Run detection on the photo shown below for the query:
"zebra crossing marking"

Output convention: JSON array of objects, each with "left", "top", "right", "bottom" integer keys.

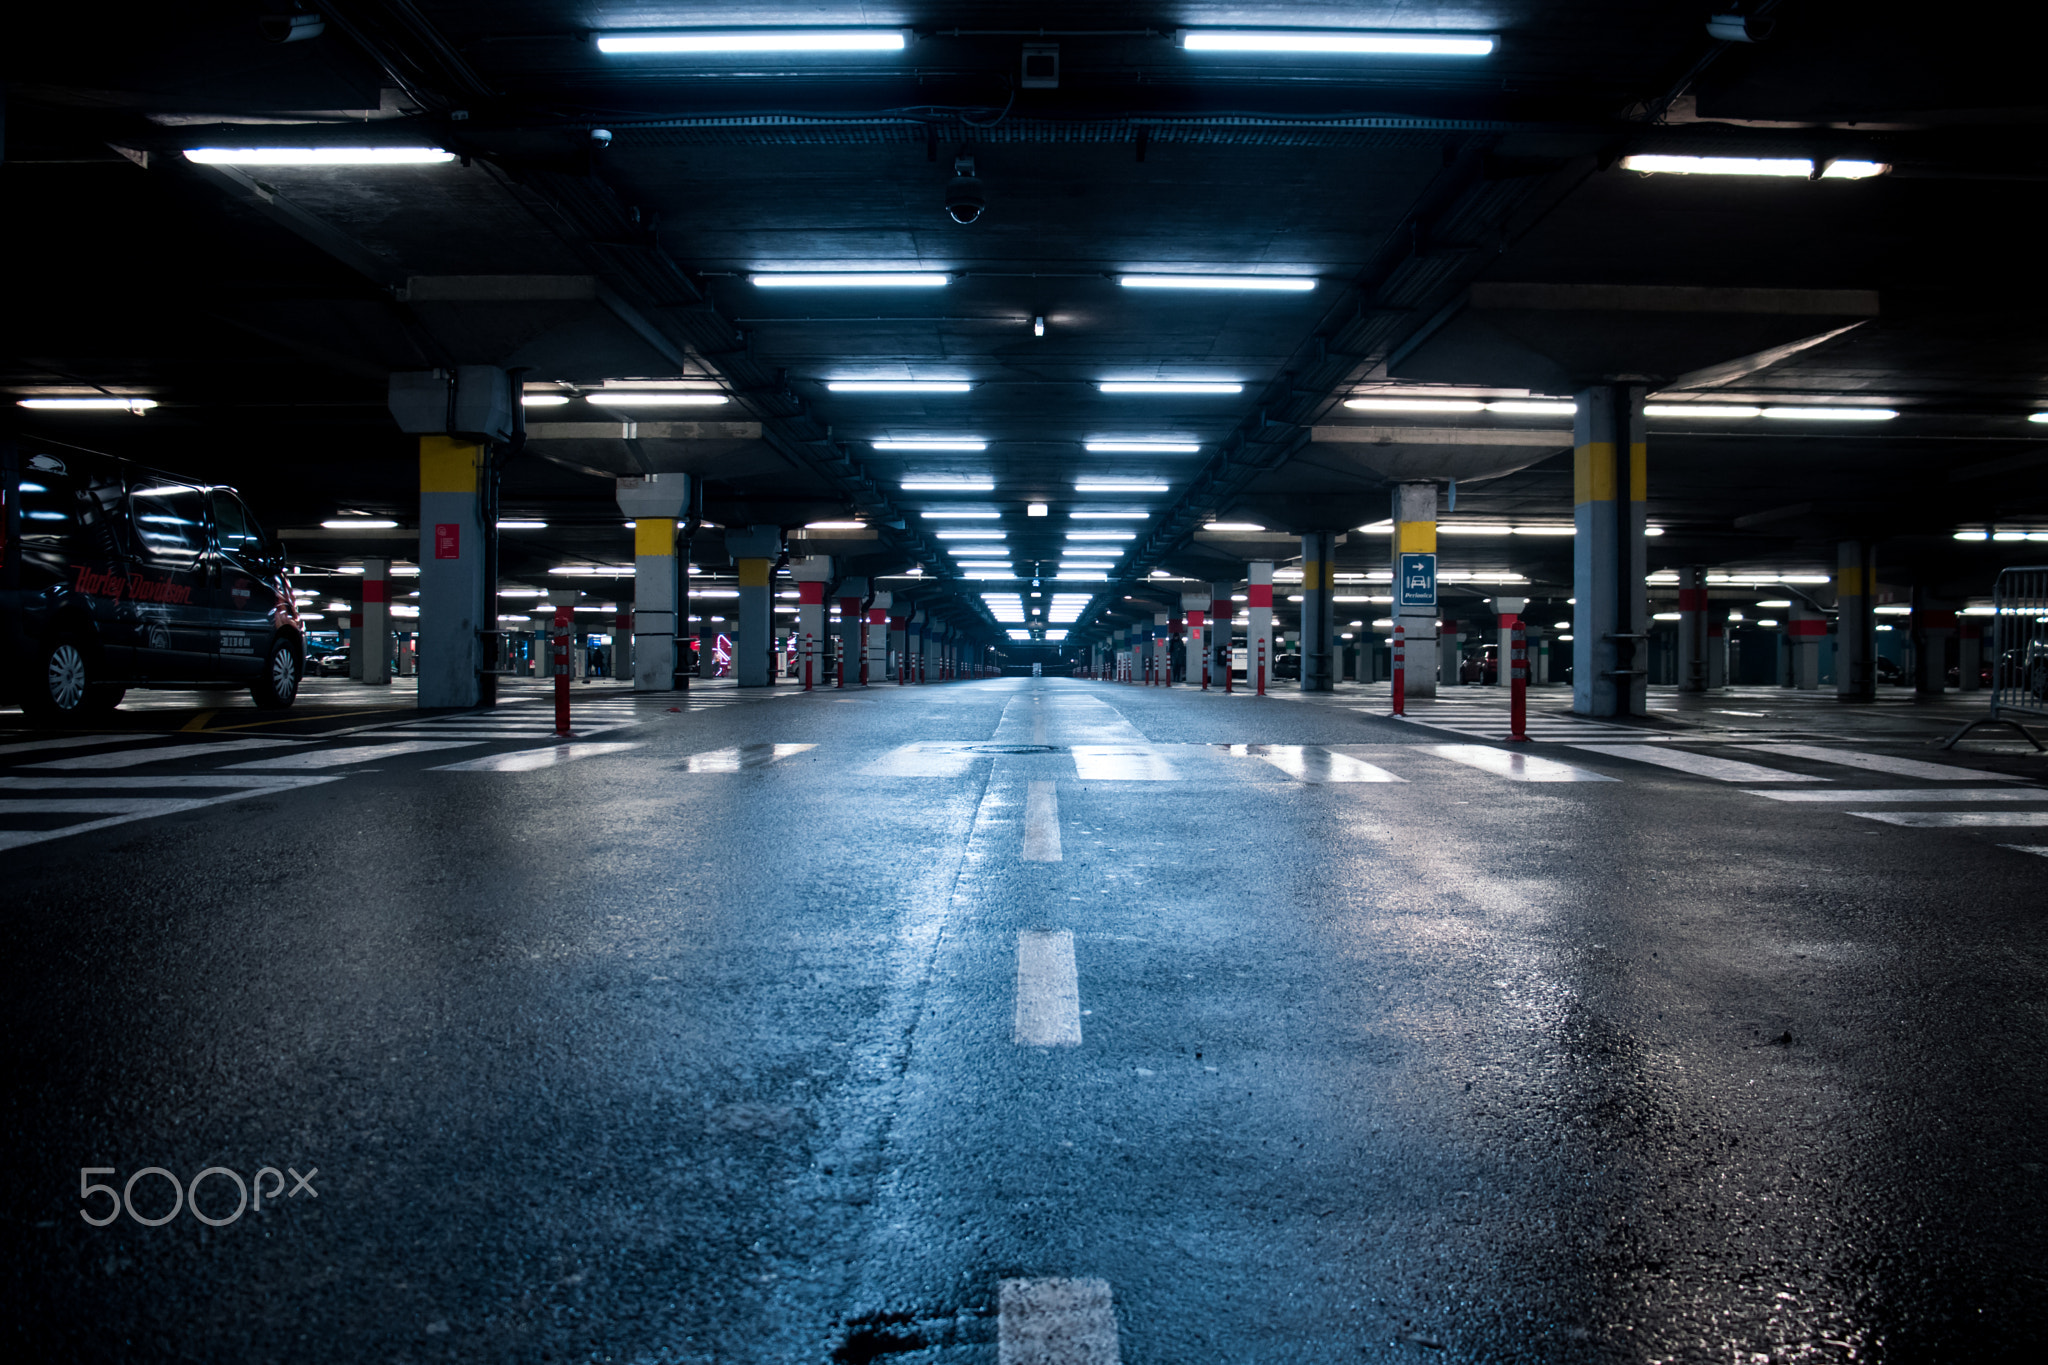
[
  {"left": 1569, "top": 744, "right": 1823, "bottom": 783},
  {"left": 0, "top": 773, "right": 342, "bottom": 852}
]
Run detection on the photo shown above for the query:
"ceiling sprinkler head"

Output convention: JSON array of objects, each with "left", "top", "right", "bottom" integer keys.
[{"left": 946, "top": 154, "right": 986, "bottom": 225}]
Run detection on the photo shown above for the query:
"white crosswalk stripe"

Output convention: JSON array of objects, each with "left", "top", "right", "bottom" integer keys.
[{"left": 0, "top": 773, "right": 342, "bottom": 851}]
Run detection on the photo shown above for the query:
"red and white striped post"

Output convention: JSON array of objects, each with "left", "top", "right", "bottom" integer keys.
[
  {"left": 1255, "top": 636, "right": 1266, "bottom": 696},
  {"left": 802, "top": 630, "right": 814, "bottom": 690},
  {"left": 552, "top": 605, "right": 572, "bottom": 736},
  {"left": 1508, "top": 621, "right": 1529, "bottom": 742},
  {"left": 1391, "top": 624, "right": 1406, "bottom": 717}
]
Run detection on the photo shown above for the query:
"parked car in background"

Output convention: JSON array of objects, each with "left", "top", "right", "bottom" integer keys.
[
  {"left": 3, "top": 443, "right": 302, "bottom": 718},
  {"left": 1273, "top": 653, "right": 1301, "bottom": 680},
  {"left": 1875, "top": 656, "right": 1905, "bottom": 685}
]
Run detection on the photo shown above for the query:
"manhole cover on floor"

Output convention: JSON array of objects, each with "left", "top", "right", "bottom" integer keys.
[{"left": 966, "top": 743, "right": 1064, "bottom": 755}]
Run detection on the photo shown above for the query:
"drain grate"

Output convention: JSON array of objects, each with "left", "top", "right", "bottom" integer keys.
[{"left": 965, "top": 743, "right": 1064, "bottom": 755}]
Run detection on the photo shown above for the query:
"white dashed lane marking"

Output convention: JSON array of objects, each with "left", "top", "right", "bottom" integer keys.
[
  {"left": 1746, "top": 788, "right": 2048, "bottom": 803},
  {"left": 1427, "top": 744, "right": 1617, "bottom": 782},
  {"left": 1070, "top": 745, "right": 1178, "bottom": 781},
  {"left": 24, "top": 738, "right": 300, "bottom": 770},
  {"left": 1570, "top": 744, "right": 1824, "bottom": 783},
  {"left": 1850, "top": 810, "right": 2048, "bottom": 828},
  {"left": 431, "top": 743, "right": 642, "bottom": 772},
  {"left": 1732, "top": 742, "right": 2018, "bottom": 781},
  {"left": 998, "top": 1277, "right": 1121, "bottom": 1365},
  {"left": 1023, "top": 781, "right": 1063, "bottom": 861},
  {"left": 1014, "top": 930, "right": 1082, "bottom": 1047}
]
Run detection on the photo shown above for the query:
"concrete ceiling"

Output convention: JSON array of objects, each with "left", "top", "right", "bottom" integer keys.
[{"left": 5, "top": 0, "right": 2046, "bottom": 647}]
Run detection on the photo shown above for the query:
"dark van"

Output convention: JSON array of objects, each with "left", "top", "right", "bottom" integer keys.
[{"left": 3, "top": 442, "right": 303, "bottom": 718}]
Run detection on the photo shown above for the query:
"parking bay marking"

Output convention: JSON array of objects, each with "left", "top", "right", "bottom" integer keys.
[
  {"left": 0, "top": 775, "right": 342, "bottom": 852},
  {"left": 1733, "top": 742, "right": 2020, "bottom": 782},
  {"left": 224, "top": 740, "right": 481, "bottom": 769},
  {"left": 24, "top": 737, "right": 301, "bottom": 770},
  {"left": 1569, "top": 744, "right": 1823, "bottom": 783},
  {"left": 998, "top": 1277, "right": 1120, "bottom": 1365},
  {"left": 1023, "top": 780, "right": 1063, "bottom": 861},
  {"left": 1014, "top": 930, "right": 1082, "bottom": 1047}
]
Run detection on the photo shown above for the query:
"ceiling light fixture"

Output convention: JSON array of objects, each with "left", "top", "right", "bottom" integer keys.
[
  {"left": 321, "top": 518, "right": 398, "bottom": 529},
  {"left": 751, "top": 271, "right": 944, "bottom": 287},
  {"left": 184, "top": 147, "right": 456, "bottom": 165},
  {"left": 1074, "top": 481, "right": 1168, "bottom": 493},
  {"left": 1180, "top": 29, "right": 1497, "bottom": 57},
  {"left": 1067, "top": 531, "right": 1138, "bottom": 541},
  {"left": 829, "top": 380, "right": 973, "bottom": 393},
  {"left": 1483, "top": 400, "right": 1577, "bottom": 416},
  {"left": 903, "top": 479, "right": 995, "bottom": 491},
  {"left": 936, "top": 530, "right": 1006, "bottom": 540},
  {"left": 1760, "top": 406, "right": 1897, "bottom": 421},
  {"left": 2028, "top": 413, "right": 2048, "bottom": 425},
  {"left": 804, "top": 521, "right": 866, "bottom": 529},
  {"left": 921, "top": 511, "right": 1000, "bottom": 519},
  {"left": 1644, "top": 404, "right": 1764, "bottom": 418},
  {"left": 521, "top": 394, "right": 571, "bottom": 407},
  {"left": 586, "top": 392, "right": 729, "bottom": 407},
  {"left": 16, "top": 396, "right": 157, "bottom": 412},
  {"left": 597, "top": 30, "right": 908, "bottom": 54},
  {"left": 498, "top": 520, "right": 547, "bottom": 530},
  {"left": 1204, "top": 522, "right": 1266, "bottom": 532},
  {"left": 1084, "top": 440, "right": 1201, "bottom": 453},
  {"left": 873, "top": 439, "right": 987, "bottom": 451},
  {"left": 1118, "top": 274, "right": 1315, "bottom": 292},
  {"left": 1069, "top": 511, "right": 1149, "bottom": 519},
  {"left": 1097, "top": 380, "right": 1242, "bottom": 395},
  {"left": 1345, "top": 397, "right": 1483, "bottom": 413},
  {"left": 1620, "top": 155, "right": 1887, "bottom": 179}
]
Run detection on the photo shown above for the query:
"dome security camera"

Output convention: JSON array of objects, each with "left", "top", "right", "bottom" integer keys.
[
  {"left": 590, "top": 128, "right": 613, "bottom": 149},
  {"left": 946, "top": 154, "right": 985, "bottom": 225}
]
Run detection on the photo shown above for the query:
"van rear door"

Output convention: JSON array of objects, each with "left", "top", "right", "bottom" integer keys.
[{"left": 206, "top": 489, "right": 277, "bottom": 678}]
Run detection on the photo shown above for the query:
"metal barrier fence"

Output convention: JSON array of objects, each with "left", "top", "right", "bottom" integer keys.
[{"left": 1944, "top": 565, "right": 2048, "bottom": 750}]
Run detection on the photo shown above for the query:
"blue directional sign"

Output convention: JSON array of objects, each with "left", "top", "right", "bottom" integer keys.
[{"left": 1397, "top": 552, "right": 1437, "bottom": 608}]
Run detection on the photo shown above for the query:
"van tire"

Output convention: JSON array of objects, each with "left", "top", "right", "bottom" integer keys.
[
  {"left": 22, "top": 637, "right": 99, "bottom": 722},
  {"left": 252, "top": 637, "right": 300, "bottom": 710}
]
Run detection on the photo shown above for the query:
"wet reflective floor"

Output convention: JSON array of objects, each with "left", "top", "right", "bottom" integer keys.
[{"left": 4, "top": 678, "right": 2045, "bottom": 1362}]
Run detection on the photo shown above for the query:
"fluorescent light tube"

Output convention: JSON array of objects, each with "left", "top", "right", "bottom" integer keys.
[
  {"left": 597, "top": 30, "right": 907, "bottom": 54},
  {"left": 587, "top": 392, "right": 729, "bottom": 406},
  {"left": 935, "top": 530, "right": 1005, "bottom": 539},
  {"left": 1067, "top": 531, "right": 1138, "bottom": 540},
  {"left": 321, "top": 518, "right": 399, "bottom": 529},
  {"left": 752, "top": 271, "right": 944, "bottom": 287},
  {"left": 829, "top": 381, "right": 973, "bottom": 393},
  {"left": 1644, "top": 404, "right": 1763, "bottom": 418},
  {"left": 1181, "top": 29, "right": 1496, "bottom": 56},
  {"left": 803, "top": 521, "right": 866, "bottom": 529},
  {"left": 17, "top": 397, "right": 157, "bottom": 411},
  {"left": 1204, "top": 522, "right": 1266, "bottom": 531},
  {"left": 521, "top": 394, "right": 571, "bottom": 406},
  {"left": 1345, "top": 397, "right": 1483, "bottom": 413},
  {"left": 902, "top": 479, "right": 995, "bottom": 491},
  {"left": 2029, "top": 413, "right": 2048, "bottom": 424},
  {"left": 1097, "top": 381, "right": 1242, "bottom": 394},
  {"left": 1118, "top": 275, "right": 1315, "bottom": 291},
  {"left": 1760, "top": 407, "right": 1897, "bottom": 421},
  {"left": 874, "top": 439, "right": 986, "bottom": 451},
  {"left": 1069, "top": 511, "right": 1149, "bottom": 519},
  {"left": 1622, "top": 155, "right": 1888, "bottom": 180},
  {"left": 921, "top": 511, "right": 1000, "bottom": 519},
  {"left": 1076, "top": 481, "right": 1168, "bottom": 492},
  {"left": 947, "top": 546, "right": 1009, "bottom": 556},
  {"left": 1483, "top": 400, "right": 1576, "bottom": 415},
  {"left": 1084, "top": 440, "right": 1201, "bottom": 453},
  {"left": 184, "top": 147, "right": 455, "bottom": 165},
  {"left": 497, "top": 520, "right": 547, "bottom": 530}
]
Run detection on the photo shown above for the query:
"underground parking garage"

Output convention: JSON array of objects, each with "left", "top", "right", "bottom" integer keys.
[{"left": 4, "top": 4, "right": 2048, "bottom": 1361}]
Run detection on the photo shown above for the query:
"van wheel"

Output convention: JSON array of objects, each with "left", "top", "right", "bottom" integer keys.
[
  {"left": 23, "top": 638, "right": 94, "bottom": 721},
  {"left": 252, "top": 638, "right": 300, "bottom": 710}
]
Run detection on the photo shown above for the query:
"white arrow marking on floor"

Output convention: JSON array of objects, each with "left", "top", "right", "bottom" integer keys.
[
  {"left": 1014, "top": 930, "right": 1081, "bottom": 1047},
  {"left": 1023, "top": 781, "right": 1063, "bottom": 861},
  {"left": 999, "top": 1277, "right": 1120, "bottom": 1365}
]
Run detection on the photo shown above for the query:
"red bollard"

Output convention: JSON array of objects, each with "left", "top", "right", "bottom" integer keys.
[
  {"left": 1508, "top": 621, "right": 1530, "bottom": 742},
  {"left": 1392, "top": 624, "right": 1406, "bottom": 717},
  {"left": 1256, "top": 637, "right": 1266, "bottom": 697},
  {"left": 553, "top": 605, "right": 572, "bottom": 736}
]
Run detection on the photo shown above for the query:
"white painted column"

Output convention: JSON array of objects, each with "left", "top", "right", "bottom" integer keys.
[{"left": 615, "top": 475, "right": 689, "bottom": 691}]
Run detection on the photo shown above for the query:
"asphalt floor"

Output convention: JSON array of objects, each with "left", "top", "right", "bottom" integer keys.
[{"left": 4, "top": 676, "right": 2044, "bottom": 1363}]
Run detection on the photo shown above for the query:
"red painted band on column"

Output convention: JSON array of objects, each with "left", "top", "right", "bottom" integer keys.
[
  {"left": 1915, "top": 610, "right": 1958, "bottom": 629},
  {"left": 1677, "top": 588, "right": 1708, "bottom": 611},
  {"left": 363, "top": 579, "right": 389, "bottom": 603},
  {"left": 1789, "top": 619, "right": 1828, "bottom": 637},
  {"left": 1247, "top": 585, "right": 1273, "bottom": 608},
  {"left": 799, "top": 582, "right": 826, "bottom": 604}
]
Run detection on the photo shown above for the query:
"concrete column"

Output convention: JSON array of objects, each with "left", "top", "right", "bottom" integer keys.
[
  {"left": 1959, "top": 618, "right": 1983, "bottom": 691},
  {"left": 1247, "top": 561, "right": 1276, "bottom": 692},
  {"left": 889, "top": 607, "right": 908, "bottom": 681},
  {"left": 1835, "top": 540, "right": 1876, "bottom": 702},
  {"left": 1912, "top": 587, "right": 1956, "bottom": 702},
  {"left": 1572, "top": 384, "right": 1649, "bottom": 718},
  {"left": 1494, "top": 597, "right": 1525, "bottom": 688},
  {"left": 346, "top": 607, "right": 363, "bottom": 680},
  {"left": 1181, "top": 593, "right": 1209, "bottom": 689},
  {"left": 417, "top": 436, "right": 485, "bottom": 708},
  {"left": 723, "top": 525, "right": 779, "bottom": 688},
  {"left": 615, "top": 476, "right": 689, "bottom": 692},
  {"left": 1676, "top": 565, "right": 1709, "bottom": 692},
  {"left": 1440, "top": 619, "right": 1461, "bottom": 687},
  {"left": 1707, "top": 612, "right": 1728, "bottom": 690},
  {"left": 358, "top": 557, "right": 392, "bottom": 684},
  {"left": 1391, "top": 482, "right": 1439, "bottom": 701},
  {"left": 906, "top": 611, "right": 924, "bottom": 682},
  {"left": 1210, "top": 581, "right": 1237, "bottom": 685},
  {"left": 1297, "top": 538, "right": 1335, "bottom": 691},
  {"left": 792, "top": 556, "right": 829, "bottom": 687},
  {"left": 834, "top": 579, "right": 867, "bottom": 686},
  {"left": 867, "top": 592, "right": 891, "bottom": 684},
  {"left": 1789, "top": 600, "right": 1823, "bottom": 690}
]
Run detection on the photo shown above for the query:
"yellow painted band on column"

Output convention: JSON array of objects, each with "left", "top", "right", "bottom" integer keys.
[
  {"left": 735, "top": 558, "right": 771, "bottom": 588},
  {"left": 1837, "top": 565, "right": 1866, "bottom": 596},
  {"left": 634, "top": 518, "right": 676, "bottom": 556},
  {"left": 1629, "top": 442, "right": 1647, "bottom": 501},
  {"left": 420, "top": 435, "right": 480, "bottom": 493},
  {"left": 1574, "top": 442, "right": 1616, "bottom": 504},
  {"left": 1395, "top": 521, "right": 1437, "bottom": 553},
  {"left": 1301, "top": 560, "right": 1335, "bottom": 591}
]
